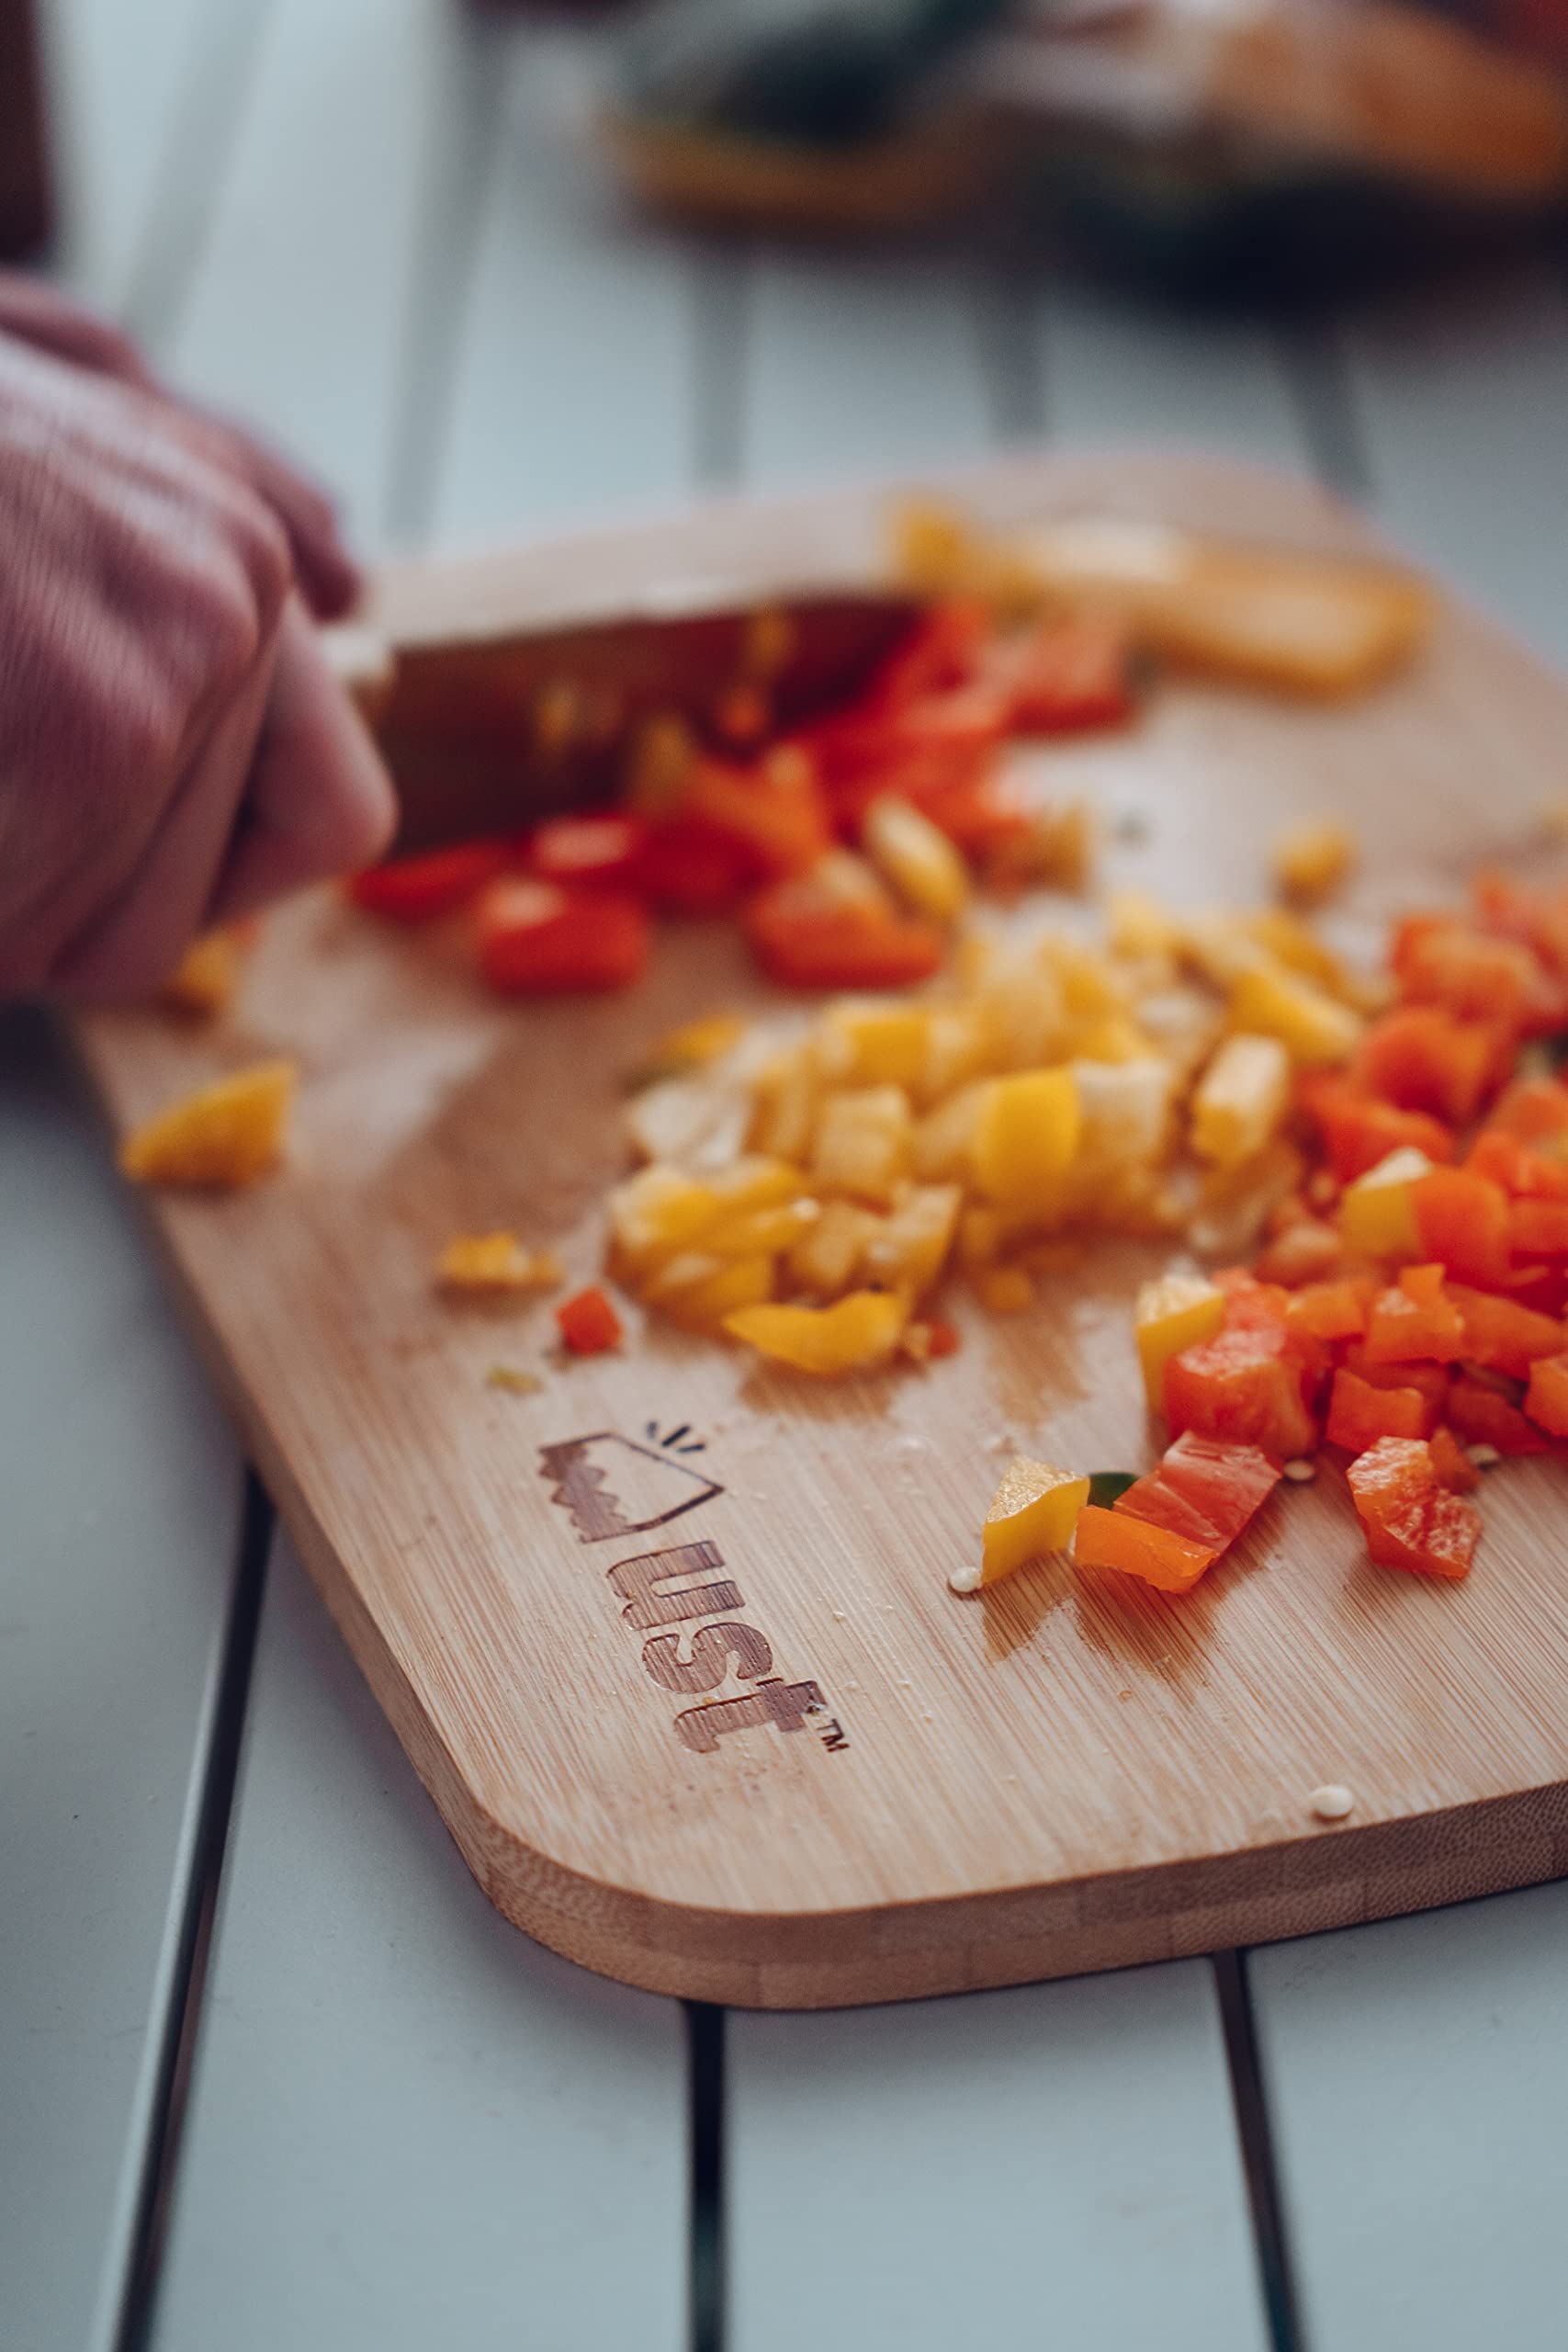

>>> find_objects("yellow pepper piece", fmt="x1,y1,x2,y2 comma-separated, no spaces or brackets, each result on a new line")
1339,1145,1434,1258
606,1166,721,1273
863,795,970,922
863,1183,961,1299
972,1069,1081,1210
978,1457,1090,1587
810,1086,912,1206
1134,1272,1226,1413
119,1060,295,1190
786,1198,878,1298
1191,1033,1292,1166
1229,963,1362,1069
818,1001,932,1091
976,1265,1033,1315
1273,821,1357,908
437,1233,561,1293
723,1290,908,1375
160,929,242,1016
650,1012,747,1069
650,1254,775,1330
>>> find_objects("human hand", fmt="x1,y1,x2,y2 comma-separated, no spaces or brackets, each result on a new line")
0,316,394,1003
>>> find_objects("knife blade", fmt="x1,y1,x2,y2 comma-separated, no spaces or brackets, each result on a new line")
324,588,919,854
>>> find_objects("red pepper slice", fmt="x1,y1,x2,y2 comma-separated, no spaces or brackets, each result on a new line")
348,839,510,922
557,1286,624,1356
477,879,649,995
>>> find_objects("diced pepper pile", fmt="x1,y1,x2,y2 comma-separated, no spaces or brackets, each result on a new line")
344,597,1134,999
625,865,1568,1595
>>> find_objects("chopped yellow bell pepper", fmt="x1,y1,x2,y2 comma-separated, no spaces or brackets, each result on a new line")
1134,1271,1226,1413
1191,1033,1292,1166
863,795,970,922
160,929,242,1017
977,1457,1090,1587
606,1165,721,1274
786,1198,878,1297
1229,963,1362,1069
649,1012,747,1069
647,1253,775,1329
810,1086,912,1205
972,1069,1081,1210
976,1265,1032,1315
437,1233,562,1292
723,1290,908,1374
862,1183,961,1298
818,1001,932,1091
1273,821,1356,907
1339,1145,1434,1258
119,1060,296,1190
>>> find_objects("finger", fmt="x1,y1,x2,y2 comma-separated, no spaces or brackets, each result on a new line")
51,642,278,1005
0,273,152,382
205,600,396,924
168,408,361,619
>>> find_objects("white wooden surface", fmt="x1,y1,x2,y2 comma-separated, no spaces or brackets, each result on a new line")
13,0,1568,2343
151,1537,690,2352
0,1011,243,2352
1252,1884,1568,2349
728,1969,1269,2351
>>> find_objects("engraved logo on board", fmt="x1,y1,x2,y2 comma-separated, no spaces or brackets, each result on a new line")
539,1423,848,1758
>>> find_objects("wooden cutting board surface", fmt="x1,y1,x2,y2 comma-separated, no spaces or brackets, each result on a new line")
75,452,1568,2009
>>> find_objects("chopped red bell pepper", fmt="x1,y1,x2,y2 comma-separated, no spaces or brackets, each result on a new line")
637,820,752,916
866,600,991,708
1338,1346,1452,1414
477,879,649,995
525,813,649,889
1392,916,1542,1028
990,618,1134,735
1285,1277,1372,1343
1347,1437,1481,1579
348,839,511,922
556,1285,624,1356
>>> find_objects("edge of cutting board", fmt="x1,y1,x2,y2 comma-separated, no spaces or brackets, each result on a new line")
78,447,1568,2008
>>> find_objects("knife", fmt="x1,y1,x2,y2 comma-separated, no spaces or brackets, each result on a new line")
323,586,920,854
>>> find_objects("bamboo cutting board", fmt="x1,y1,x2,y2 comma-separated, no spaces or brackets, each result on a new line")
75,453,1568,2008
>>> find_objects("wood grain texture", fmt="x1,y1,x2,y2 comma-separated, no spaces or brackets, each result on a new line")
76,449,1568,2008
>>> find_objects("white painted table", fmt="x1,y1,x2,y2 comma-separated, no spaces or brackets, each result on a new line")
7,6,1568,2346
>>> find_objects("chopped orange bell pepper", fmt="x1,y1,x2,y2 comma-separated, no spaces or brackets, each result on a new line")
556,1285,624,1355
1347,1438,1481,1579
1485,1077,1568,1148
1163,1324,1316,1461
1412,1169,1512,1289
1327,1366,1436,1449
349,840,510,921
1351,1006,1511,1128
1074,1504,1217,1595
1286,1277,1371,1343
1445,1283,1565,1380
683,756,832,880
1429,1425,1482,1492
1508,1198,1568,1256
478,879,649,995
1393,917,1541,1027
1301,1078,1454,1185
746,874,943,991
1446,1374,1551,1455
1361,1266,1464,1364
1524,1351,1568,1438
1339,1346,1451,1415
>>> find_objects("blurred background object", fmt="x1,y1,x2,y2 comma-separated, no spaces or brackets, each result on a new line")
594,0,1568,292
0,0,52,255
